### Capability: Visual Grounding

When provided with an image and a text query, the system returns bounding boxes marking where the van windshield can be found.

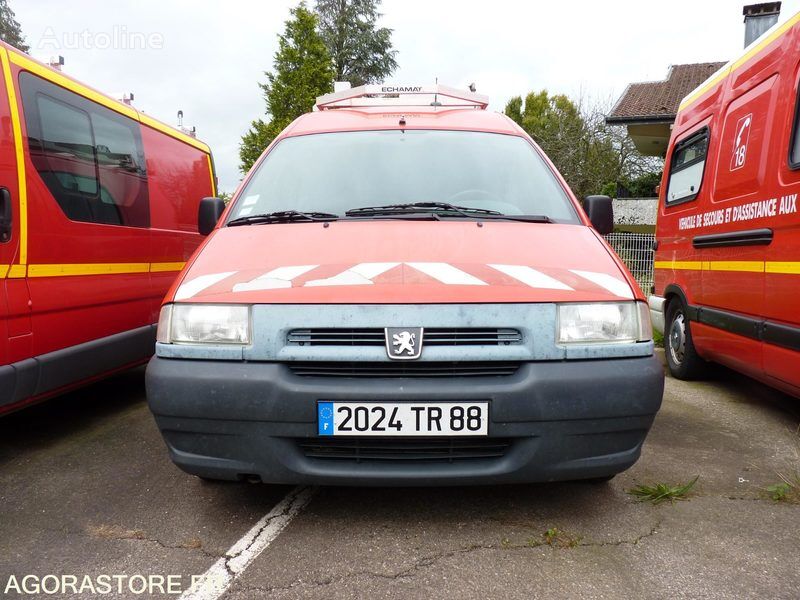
[228,130,579,223]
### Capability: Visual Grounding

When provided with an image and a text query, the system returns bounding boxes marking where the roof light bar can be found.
[315,84,489,111]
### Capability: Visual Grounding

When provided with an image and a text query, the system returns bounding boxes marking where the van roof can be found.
[0,40,211,154]
[284,83,520,137]
[679,9,800,112]
[284,105,521,137]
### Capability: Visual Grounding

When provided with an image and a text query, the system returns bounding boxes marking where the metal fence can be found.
[603,232,655,294]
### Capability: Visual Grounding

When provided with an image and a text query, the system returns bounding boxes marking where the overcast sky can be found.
[12,0,800,193]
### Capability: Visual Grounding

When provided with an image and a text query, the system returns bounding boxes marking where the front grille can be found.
[298,437,511,463]
[286,361,521,378]
[287,328,522,346]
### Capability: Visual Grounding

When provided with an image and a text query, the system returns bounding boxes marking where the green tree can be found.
[314,0,397,86]
[505,90,661,199]
[0,0,28,52]
[239,3,334,173]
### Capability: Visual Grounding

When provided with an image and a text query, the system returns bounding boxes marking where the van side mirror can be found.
[583,195,614,235]
[198,197,226,236]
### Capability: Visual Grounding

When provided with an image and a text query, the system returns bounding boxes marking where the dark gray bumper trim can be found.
[1,325,156,411]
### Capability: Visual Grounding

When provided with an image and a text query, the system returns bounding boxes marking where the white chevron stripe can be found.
[175,271,236,300]
[406,262,487,285]
[232,265,317,292]
[570,269,633,298]
[305,262,400,287]
[488,264,573,290]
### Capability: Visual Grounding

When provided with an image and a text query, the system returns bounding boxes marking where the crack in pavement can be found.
[227,519,662,597]
[28,524,227,560]
[128,532,224,560]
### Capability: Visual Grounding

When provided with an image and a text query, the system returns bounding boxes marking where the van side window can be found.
[791,86,800,168]
[666,129,709,204]
[19,72,150,227]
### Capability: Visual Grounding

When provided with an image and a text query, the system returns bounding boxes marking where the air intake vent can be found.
[298,437,510,463]
[286,361,521,378]
[287,328,522,346]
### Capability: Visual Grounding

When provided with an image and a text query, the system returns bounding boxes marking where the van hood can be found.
[171,221,637,304]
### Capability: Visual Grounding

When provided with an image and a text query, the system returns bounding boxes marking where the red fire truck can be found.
[650,11,800,397]
[0,41,216,414]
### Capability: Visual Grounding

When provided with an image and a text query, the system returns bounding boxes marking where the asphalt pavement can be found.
[1,357,798,599]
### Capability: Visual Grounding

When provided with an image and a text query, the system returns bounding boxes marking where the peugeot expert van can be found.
[650,11,800,398]
[147,85,664,485]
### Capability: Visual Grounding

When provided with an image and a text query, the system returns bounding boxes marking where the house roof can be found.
[606,62,726,124]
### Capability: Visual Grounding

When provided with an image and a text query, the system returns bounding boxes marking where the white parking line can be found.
[180,486,316,600]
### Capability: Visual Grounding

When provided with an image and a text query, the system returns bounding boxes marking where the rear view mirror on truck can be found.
[583,195,613,234]
[198,197,226,236]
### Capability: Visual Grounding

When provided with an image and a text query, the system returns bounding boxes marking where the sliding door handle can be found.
[0,187,12,243]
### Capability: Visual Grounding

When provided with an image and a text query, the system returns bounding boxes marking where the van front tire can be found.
[665,300,706,380]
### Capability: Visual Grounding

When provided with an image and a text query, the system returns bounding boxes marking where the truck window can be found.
[791,84,800,168]
[19,72,150,228]
[666,129,709,204]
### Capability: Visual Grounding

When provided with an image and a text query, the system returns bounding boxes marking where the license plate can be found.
[317,402,489,436]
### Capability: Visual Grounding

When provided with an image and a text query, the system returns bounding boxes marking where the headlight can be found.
[156,304,251,345]
[558,301,651,344]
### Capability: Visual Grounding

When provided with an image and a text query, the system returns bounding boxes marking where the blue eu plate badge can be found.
[318,402,334,436]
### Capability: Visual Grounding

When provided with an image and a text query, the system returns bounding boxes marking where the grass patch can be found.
[766,431,800,503]
[652,329,664,348]
[627,476,698,505]
[500,528,583,550]
[766,482,793,502]
[765,426,800,503]
[543,527,582,548]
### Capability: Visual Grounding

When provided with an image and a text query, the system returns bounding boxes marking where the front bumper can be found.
[146,356,664,485]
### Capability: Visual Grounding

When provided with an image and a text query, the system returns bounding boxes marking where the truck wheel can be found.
[665,299,706,380]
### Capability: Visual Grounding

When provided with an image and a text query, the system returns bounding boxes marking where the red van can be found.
[147,84,664,486]
[650,11,800,397]
[0,42,216,415]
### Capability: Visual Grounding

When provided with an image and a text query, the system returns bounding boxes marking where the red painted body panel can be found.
[654,16,800,396]
[0,42,214,414]
[172,222,637,305]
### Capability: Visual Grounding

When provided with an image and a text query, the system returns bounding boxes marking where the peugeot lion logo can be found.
[385,327,424,360]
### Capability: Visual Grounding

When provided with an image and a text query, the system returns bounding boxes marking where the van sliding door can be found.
[698,74,779,377]
[16,69,153,383]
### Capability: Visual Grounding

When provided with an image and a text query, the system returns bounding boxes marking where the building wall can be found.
[612,197,658,232]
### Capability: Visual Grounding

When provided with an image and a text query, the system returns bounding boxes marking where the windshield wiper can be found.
[346,202,502,218]
[345,201,552,223]
[227,210,340,227]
